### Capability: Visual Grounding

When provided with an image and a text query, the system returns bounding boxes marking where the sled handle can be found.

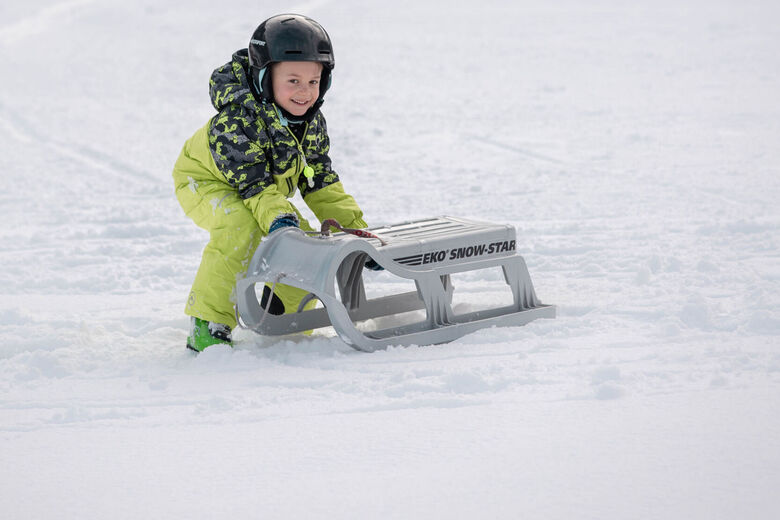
[313,219,388,246]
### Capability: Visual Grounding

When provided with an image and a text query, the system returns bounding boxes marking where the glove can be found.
[365,258,384,271]
[268,213,299,234]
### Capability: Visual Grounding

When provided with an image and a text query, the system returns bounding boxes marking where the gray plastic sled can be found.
[235,216,555,352]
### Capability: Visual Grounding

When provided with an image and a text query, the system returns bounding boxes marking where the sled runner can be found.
[235,216,555,352]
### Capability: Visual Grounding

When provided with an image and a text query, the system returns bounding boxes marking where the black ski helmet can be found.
[248,14,334,104]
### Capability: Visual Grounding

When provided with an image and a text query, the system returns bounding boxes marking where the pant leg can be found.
[172,129,266,327]
[272,282,318,314]
[182,185,263,327]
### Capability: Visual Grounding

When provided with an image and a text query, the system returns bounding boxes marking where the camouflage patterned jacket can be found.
[174,50,366,234]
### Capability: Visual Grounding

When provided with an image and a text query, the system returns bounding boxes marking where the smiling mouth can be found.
[292,99,310,106]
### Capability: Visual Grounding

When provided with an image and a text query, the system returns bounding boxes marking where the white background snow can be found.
[1,0,779,518]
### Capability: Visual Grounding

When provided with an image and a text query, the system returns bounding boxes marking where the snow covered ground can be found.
[1,0,779,518]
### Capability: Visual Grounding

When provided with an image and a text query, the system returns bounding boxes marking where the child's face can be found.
[271,61,324,117]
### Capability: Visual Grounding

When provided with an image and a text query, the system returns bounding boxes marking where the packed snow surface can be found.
[1,0,779,518]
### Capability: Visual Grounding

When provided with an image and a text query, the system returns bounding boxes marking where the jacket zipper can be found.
[286,123,315,189]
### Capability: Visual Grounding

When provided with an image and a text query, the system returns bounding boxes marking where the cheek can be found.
[273,77,292,95]
[273,82,288,96]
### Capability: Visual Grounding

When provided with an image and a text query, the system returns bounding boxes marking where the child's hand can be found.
[268,213,299,234]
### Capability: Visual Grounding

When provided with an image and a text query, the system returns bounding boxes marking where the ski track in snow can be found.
[1,0,779,518]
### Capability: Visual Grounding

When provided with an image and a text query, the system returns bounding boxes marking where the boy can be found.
[172,14,367,351]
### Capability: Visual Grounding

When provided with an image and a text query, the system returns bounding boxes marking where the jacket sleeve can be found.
[243,185,298,234]
[304,182,367,229]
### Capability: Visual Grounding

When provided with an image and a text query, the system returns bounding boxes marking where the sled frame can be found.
[235,216,555,352]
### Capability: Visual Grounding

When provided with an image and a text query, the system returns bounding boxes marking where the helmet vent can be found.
[249,15,334,70]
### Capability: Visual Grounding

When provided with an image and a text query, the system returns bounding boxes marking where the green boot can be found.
[186,317,232,352]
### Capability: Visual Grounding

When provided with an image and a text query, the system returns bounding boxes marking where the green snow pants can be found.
[173,172,314,329]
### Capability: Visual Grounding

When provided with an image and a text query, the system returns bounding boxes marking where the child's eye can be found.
[310,80,319,85]
[289,79,299,84]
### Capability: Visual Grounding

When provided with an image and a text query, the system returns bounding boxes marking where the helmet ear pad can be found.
[319,67,332,98]
[251,66,275,102]
[261,67,274,99]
